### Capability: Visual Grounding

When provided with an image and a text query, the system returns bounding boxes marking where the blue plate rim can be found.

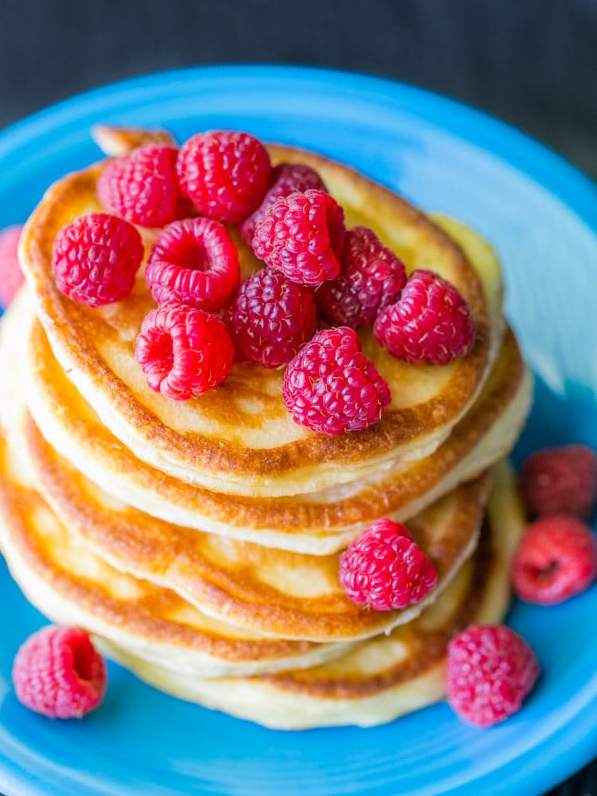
[0,65,595,796]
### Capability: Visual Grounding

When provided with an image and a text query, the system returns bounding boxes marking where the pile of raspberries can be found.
[51,130,476,435]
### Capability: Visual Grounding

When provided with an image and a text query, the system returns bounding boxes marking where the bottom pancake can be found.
[99,462,524,729]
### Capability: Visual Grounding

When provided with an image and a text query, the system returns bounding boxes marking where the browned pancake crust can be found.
[258,524,493,697]
[29,321,522,535]
[23,413,491,641]
[0,436,323,662]
[21,145,491,479]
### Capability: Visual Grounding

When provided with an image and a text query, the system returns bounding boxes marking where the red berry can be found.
[317,226,407,327]
[226,269,316,368]
[0,225,24,307]
[511,515,597,604]
[135,302,234,400]
[177,131,271,223]
[252,189,345,287]
[374,269,476,364]
[282,326,391,434]
[52,213,143,307]
[97,145,184,228]
[446,625,540,727]
[145,217,239,311]
[240,163,326,245]
[12,626,107,719]
[339,518,437,611]
[520,445,597,519]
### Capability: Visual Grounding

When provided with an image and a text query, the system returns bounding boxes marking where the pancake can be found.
[0,296,492,643]
[91,124,176,156]
[19,135,503,498]
[22,288,530,553]
[1,303,491,644]
[0,432,354,677]
[99,461,524,729]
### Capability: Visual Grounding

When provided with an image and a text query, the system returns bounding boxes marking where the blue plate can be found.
[0,66,596,796]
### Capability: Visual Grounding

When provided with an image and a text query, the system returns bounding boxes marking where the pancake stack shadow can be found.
[0,128,532,728]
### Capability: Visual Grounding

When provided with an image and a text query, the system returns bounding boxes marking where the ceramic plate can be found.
[0,66,595,796]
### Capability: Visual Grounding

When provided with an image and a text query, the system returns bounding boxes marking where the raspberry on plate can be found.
[511,515,597,604]
[520,445,597,519]
[240,163,326,245]
[97,145,184,228]
[0,224,24,307]
[446,625,540,727]
[282,326,391,434]
[177,131,272,224]
[226,268,316,368]
[145,217,239,311]
[12,626,107,719]
[339,518,437,611]
[252,189,345,287]
[135,302,234,401]
[374,269,476,364]
[316,226,407,327]
[52,213,143,307]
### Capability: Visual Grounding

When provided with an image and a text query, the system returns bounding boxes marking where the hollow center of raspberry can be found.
[530,560,559,582]
[70,638,95,683]
[172,241,211,272]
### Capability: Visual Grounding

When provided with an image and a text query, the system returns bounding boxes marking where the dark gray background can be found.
[0,1,595,794]
[1,0,596,178]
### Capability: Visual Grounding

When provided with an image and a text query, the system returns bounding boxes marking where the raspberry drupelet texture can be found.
[511,515,597,604]
[12,626,107,719]
[316,226,407,327]
[282,326,391,434]
[240,163,326,245]
[446,625,540,727]
[52,213,144,307]
[97,145,184,228]
[135,302,234,401]
[145,217,239,311]
[226,269,316,368]
[339,518,438,611]
[520,445,597,519]
[0,225,24,307]
[252,189,345,287]
[374,269,476,364]
[177,131,272,224]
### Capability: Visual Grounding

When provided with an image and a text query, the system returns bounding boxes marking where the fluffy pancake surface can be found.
[23,292,529,553]
[19,146,501,497]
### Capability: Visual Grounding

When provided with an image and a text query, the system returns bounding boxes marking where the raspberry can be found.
[177,131,271,223]
[240,163,326,245]
[0,224,24,307]
[520,445,597,519]
[317,226,407,327]
[252,189,345,287]
[52,213,143,307]
[12,626,107,719]
[511,515,597,605]
[226,269,316,368]
[374,269,476,364]
[135,302,234,400]
[282,326,391,434]
[145,218,239,311]
[446,625,540,727]
[339,518,437,611]
[97,145,184,228]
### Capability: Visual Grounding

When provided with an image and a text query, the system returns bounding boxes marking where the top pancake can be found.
[19,135,502,497]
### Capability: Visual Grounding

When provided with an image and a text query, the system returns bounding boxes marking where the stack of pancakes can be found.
[0,130,531,728]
